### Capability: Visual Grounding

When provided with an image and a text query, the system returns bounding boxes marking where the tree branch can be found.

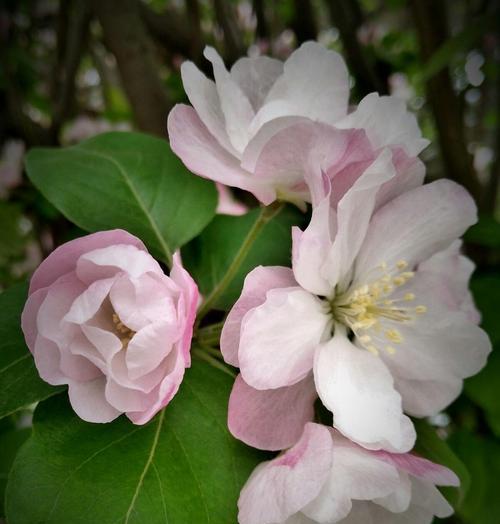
[212,0,246,65]
[325,0,388,96]
[411,0,482,201]
[91,0,171,137]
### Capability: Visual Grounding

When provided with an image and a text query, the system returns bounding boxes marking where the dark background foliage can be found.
[0,1,499,523]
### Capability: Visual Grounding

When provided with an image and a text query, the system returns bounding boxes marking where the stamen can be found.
[331,258,426,357]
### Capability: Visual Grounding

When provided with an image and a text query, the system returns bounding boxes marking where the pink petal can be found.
[238,423,333,524]
[68,377,121,423]
[314,332,415,452]
[322,148,397,289]
[228,374,316,451]
[126,322,179,380]
[372,451,459,487]
[21,287,48,352]
[63,277,115,325]
[221,266,296,367]
[167,105,255,191]
[76,244,162,284]
[127,346,186,424]
[29,230,146,294]
[216,183,248,216]
[170,251,199,365]
[239,287,330,390]
[33,335,66,385]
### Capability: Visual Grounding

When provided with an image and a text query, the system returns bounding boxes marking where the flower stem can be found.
[192,347,236,377]
[196,201,284,323]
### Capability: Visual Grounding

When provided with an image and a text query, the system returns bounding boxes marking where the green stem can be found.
[196,201,284,324]
[192,347,236,377]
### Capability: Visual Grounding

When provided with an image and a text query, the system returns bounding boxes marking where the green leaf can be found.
[465,216,500,249]
[413,419,470,508]
[0,423,31,516]
[471,274,500,345]
[448,431,500,524]
[465,344,500,436]
[0,283,62,419]
[6,360,267,524]
[183,205,305,310]
[25,132,218,265]
[0,202,28,259]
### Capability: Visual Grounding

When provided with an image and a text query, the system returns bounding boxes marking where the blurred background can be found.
[0,1,499,522]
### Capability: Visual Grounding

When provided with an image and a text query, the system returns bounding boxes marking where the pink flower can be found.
[222,149,490,452]
[238,423,459,524]
[168,42,428,205]
[21,230,198,425]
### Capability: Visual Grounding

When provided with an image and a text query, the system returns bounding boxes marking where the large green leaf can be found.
[6,360,267,524]
[0,283,62,419]
[25,132,218,265]
[471,274,500,345]
[183,205,305,310]
[413,419,470,509]
[448,431,500,524]
[465,344,500,436]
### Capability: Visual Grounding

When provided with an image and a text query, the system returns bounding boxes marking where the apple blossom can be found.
[21,229,198,425]
[168,42,428,206]
[238,423,459,524]
[221,148,491,453]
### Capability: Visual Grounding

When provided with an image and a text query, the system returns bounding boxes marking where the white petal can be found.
[303,434,401,522]
[239,287,331,390]
[204,47,255,153]
[180,60,236,154]
[355,180,477,282]
[254,42,349,131]
[68,377,121,423]
[336,93,429,156]
[230,56,283,110]
[314,332,415,452]
[322,148,396,289]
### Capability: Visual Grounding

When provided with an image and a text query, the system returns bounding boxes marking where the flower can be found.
[238,423,459,524]
[221,148,490,452]
[21,230,198,424]
[168,42,428,206]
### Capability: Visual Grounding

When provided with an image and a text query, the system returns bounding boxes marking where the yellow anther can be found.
[384,299,394,305]
[404,293,416,301]
[393,276,406,286]
[367,345,379,356]
[380,262,388,270]
[415,305,427,314]
[385,345,397,355]
[359,335,372,343]
[401,272,415,279]
[385,329,404,343]
[396,260,408,269]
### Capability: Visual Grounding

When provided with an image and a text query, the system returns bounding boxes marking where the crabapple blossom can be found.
[221,147,491,453]
[22,229,198,425]
[238,423,459,524]
[168,41,428,206]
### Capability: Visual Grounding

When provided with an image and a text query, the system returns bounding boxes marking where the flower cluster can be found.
[170,42,491,523]
[23,42,491,523]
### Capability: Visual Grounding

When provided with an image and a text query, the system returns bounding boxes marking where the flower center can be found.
[112,313,136,349]
[331,260,427,356]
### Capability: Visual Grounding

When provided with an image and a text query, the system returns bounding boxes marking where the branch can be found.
[212,0,246,65]
[51,0,91,134]
[91,0,171,137]
[252,0,269,40]
[411,0,482,201]
[291,0,317,44]
[325,0,389,96]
